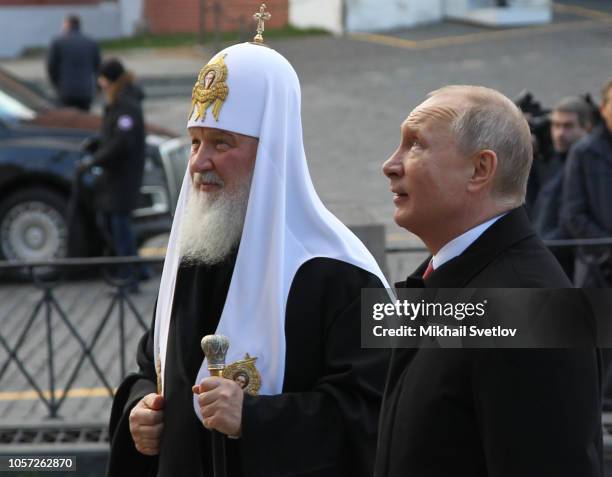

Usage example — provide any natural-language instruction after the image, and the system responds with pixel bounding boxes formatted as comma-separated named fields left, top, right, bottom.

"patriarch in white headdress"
left=153, top=41, right=390, bottom=423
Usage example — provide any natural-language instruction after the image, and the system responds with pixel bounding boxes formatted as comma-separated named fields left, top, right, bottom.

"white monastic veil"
left=152, top=43, right=391, bottom=422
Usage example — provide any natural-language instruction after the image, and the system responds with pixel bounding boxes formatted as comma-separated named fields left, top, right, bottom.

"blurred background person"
left=530, top=96, right=592, bottom=279
left=46, top=14, right=101, bottom=111
left=562, top=79, right=612, bottom=288
left=79, top=58, right=147, bottom=291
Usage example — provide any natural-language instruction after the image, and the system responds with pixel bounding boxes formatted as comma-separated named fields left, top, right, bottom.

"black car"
left=0, top=67, right=189, bottom=262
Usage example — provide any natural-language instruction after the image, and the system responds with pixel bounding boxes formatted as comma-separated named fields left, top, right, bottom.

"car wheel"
left=0, top=188, right=87, bottom=263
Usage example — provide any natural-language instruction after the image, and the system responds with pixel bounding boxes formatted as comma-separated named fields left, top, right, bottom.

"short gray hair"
left=429, top=85, right=533, bottom=207
left=553, top=96, right=592, bottom=128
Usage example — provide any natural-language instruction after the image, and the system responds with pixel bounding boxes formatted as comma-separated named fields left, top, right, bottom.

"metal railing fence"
left=1, top=239, right=611, bottom=419
left=0, top=257, right=163, bottom=420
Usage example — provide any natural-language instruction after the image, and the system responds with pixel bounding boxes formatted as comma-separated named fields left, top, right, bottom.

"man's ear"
left=467, top=149, right=497, bottom=193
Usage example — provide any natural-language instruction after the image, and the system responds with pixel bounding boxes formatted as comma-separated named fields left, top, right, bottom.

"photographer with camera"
left=529, top=96, right=592, bottom=279
left=561, top=79, right=612, bottom=288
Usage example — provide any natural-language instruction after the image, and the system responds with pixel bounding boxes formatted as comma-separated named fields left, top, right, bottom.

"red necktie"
left=422, top=260, right=434, bottom=279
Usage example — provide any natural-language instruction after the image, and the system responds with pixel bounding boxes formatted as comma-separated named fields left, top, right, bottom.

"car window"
left=0, top=68, right=52, bottom=113
left=0, top=88, right=35, bottom=120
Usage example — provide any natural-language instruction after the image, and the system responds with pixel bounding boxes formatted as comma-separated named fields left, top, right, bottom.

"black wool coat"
left=106, top=256, right=390, bottom=477
left=46, top=30, right=100, bottom=101
left=561, top=125, right=612, bottom=286
left=375, top=207, right=603, bottom=477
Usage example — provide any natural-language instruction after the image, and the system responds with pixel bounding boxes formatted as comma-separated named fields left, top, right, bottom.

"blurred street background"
left=3, top=0, right=610, bottom=249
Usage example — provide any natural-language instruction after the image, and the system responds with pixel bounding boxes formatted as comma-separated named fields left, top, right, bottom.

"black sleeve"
left=472, top=349, right=603, bottom=476
left=106, top=313, right=158, bottom=477
left=561, top=145, right=608, bottom=238
left=239, top=260, right=390, bottom=477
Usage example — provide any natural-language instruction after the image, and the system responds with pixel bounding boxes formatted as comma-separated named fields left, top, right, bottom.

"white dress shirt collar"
left=431, top=213, right=507, bottom=271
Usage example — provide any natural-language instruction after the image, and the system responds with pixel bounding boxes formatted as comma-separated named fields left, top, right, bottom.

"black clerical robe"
left=106, top=255, right=389, bottom=477
left=375, top=207, right=603, bottom=477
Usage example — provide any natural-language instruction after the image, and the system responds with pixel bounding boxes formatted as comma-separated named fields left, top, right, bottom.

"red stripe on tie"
left=422, top=260, right=434, bottom=279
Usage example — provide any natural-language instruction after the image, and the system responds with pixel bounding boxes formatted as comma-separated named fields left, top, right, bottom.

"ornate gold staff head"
left=201, top=335, right=230, bottom=377
left=253, top=3, right=272, bottom=44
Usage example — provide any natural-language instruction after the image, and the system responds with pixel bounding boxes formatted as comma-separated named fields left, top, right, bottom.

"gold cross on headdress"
left=253, top=3, right=271, bottom=44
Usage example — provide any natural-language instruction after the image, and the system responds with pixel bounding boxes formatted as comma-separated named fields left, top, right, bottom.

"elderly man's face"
left=180, top=127, right=258, bottom=264
left=383, top=95, right=473, bottom=238
left=188, top=127, right=258, bottom=198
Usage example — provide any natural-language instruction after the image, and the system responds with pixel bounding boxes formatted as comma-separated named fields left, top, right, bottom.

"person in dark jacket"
left=46, top=15, right=101, bottom=111
left=80, top=58, right=146, bottom=289
left=561, top=79, right=612, bottom=411
left=561, top=79, right=612, bottom=288
left=530, top=96, right=591, bottom=279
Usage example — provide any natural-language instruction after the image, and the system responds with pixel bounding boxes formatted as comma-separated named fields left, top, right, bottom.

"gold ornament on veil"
left=189, top=53, right=229, bottom=122
left=222, top=353, right=262, bottom=396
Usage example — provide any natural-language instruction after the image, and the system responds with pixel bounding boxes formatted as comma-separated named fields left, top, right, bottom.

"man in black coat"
left=375, top=85, right=602, bottom=477
left=562, top=79, right=612, bottom=288
left=529, top=96, right=592, bottom=279
left=81, top=58, right=146, bottom=284
left=46, top=15, right=100, bottom=111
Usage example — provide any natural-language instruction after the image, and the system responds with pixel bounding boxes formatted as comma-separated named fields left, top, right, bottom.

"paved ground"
left=0, top=274, right=158, bottom=424
left=0, top=1, right=611, bottom=427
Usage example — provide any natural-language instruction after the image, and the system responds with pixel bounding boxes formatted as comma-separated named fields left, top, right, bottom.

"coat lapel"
left=396, top=206, right=536, bottom=289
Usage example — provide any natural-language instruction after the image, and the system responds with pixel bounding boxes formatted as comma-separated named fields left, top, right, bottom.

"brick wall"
left=144, top=0, right=288, bottom=35
left=0, top=0, right=102, bottom=5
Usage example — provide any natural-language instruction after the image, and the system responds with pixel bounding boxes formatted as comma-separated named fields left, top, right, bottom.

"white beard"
left=179, top=171, right=251, bottom=265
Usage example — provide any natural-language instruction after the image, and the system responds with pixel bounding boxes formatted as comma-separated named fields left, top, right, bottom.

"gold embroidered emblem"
left=222, top=353, right=262, bottom=396
left=189, top=54, right=229, bottom=122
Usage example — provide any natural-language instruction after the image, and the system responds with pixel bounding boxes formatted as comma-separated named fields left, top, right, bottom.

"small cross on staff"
left=253, top=3, right=272, bottom=44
